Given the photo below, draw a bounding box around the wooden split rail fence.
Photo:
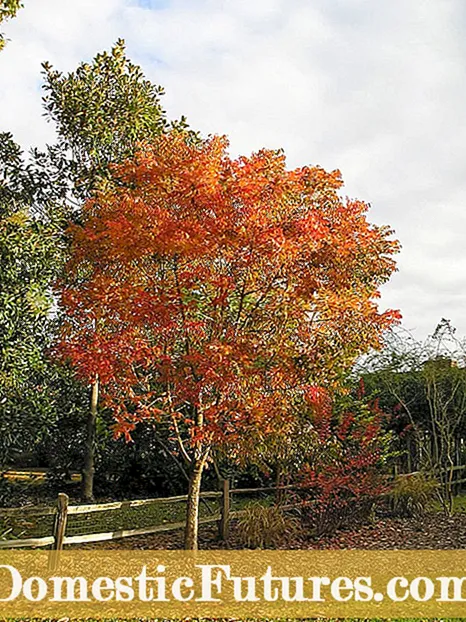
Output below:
[0,481,292,556]
[396,464,466,491]
[1,465,465,562]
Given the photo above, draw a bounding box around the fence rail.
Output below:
[0,481,279,553]
[2,468,81,483]
[2,465,466,556]
[67,491,222,515]
[1,536,55,549]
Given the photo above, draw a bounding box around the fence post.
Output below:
[48,493,69,572]
[219,479,230,541]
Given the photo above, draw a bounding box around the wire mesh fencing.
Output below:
[0,507,56,541]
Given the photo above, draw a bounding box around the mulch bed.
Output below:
[76,511,466,550]
[307,512,466,550]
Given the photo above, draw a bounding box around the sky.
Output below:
[0,0,464,340]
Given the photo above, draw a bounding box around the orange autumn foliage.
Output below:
[58,131,400,454]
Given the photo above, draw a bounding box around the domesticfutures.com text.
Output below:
[2,563,466,604]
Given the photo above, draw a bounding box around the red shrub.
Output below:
[298,391,391,535]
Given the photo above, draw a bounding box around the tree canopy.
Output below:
[42,39,192,200]
[58,132,400,546]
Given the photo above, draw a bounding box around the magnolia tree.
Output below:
[42,40,193,501]
[57,133,400,548]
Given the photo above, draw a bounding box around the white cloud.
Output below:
[1,0,465,339]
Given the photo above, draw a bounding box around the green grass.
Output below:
[1,496,222,541]
[1,490,277,543]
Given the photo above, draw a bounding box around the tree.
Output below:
[42,39,192,201]
[0,0,75,470]
[57,132,400,548]
[41,40,193,500]
[0,0,22,51]
[1,36,195,488]
[0,133,66,465]
[360,321,466,513]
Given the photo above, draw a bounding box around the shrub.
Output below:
[298,390,392,536]
[390,472,438,518]
[236,503,298,549]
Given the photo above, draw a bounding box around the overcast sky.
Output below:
[0,0,464,340]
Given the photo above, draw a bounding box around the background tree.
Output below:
[58,132,400,548]
[360,320,466,513]
[41,38,192,201]
[40,40,194,500]
[0,133,66,466]
[0,1,78,474]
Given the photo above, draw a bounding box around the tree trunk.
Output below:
[184,456,207,550]
[82,376,98,502]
